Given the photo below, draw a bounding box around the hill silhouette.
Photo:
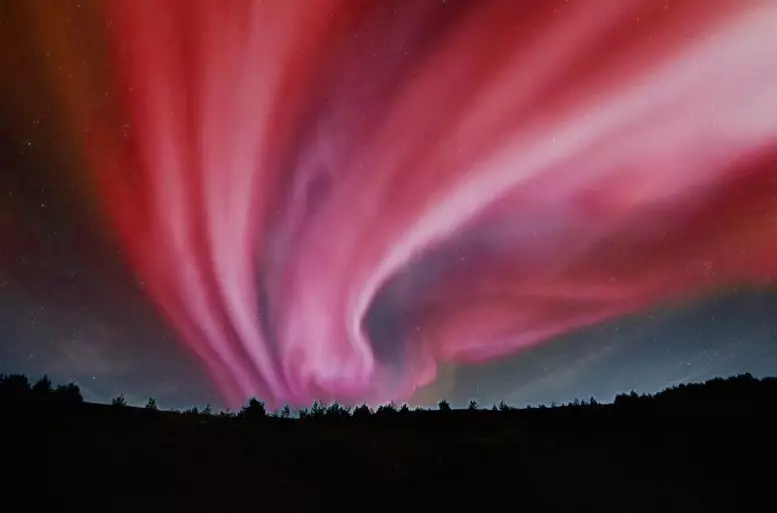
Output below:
[1,372,775,512]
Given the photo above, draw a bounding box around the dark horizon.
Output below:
[3,368,773,414]
[2,370,775,512]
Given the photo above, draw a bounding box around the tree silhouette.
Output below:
[53,383,83,403]
[468,400,479,410]
[32,375,53,396]
[0,373,31,401]
[614,391,640,408]
[145,397,158,410]
[438,399,451,411]
[310,400,327,418]
[376,401,398,418]
[352,404,371,420]
[371,402,398,423]
[240,397,266,422]
[111,394,127,407]
[325,401,350,420]
[280,405,291,419]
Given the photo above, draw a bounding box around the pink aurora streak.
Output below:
[81,0,777,407]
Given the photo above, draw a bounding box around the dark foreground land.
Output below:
[1,373,776,512]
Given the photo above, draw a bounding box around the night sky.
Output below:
[1,0,777,410]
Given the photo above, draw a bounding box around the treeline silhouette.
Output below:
[1,372,776,512]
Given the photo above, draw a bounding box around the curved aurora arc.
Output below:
[46,0,777,407]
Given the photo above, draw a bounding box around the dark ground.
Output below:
[1,373,776,512]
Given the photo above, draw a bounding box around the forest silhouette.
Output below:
[1,372,775,512]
